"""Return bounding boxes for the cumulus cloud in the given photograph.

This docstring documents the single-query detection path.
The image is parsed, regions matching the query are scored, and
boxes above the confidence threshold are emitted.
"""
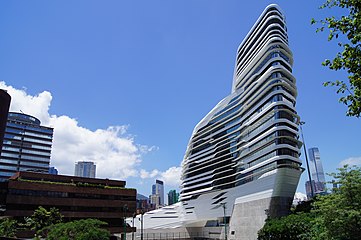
[138,145,159,154]
[0,82,52,125]
[294,192,307,200]
[339,156,361,167]
[0,81,164,180]
[293,192,307,205]
[140,166,182,188]
[140,169,160,179]
[160,166,182,187]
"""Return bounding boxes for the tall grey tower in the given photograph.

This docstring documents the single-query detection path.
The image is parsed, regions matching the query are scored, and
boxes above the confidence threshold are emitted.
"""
[306,147,326,198]
[150,179,164,208]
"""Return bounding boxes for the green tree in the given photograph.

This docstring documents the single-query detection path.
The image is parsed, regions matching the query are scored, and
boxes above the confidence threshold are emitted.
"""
[258,212,315,240]
[26,206,63,236]
[46,219,110,240]
[311,0,361,117]
[312,165,361,240]
[0,218,18,238]
[258,165,361,239]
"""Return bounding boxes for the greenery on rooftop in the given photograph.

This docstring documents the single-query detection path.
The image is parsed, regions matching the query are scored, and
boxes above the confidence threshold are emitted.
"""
[15,177,134,190]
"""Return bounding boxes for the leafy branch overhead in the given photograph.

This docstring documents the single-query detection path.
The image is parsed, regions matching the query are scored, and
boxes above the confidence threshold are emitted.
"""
[311,0,361,117]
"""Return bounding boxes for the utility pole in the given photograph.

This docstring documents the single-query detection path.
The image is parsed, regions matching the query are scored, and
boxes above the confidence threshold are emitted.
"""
[132,213,135,240]
[220,203,227,240]
[123,204,128,240]
[140,210,144,240]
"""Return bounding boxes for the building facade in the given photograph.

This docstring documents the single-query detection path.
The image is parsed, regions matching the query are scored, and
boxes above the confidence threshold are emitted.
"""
[136,194,155,213]
[150,179,164,208]
[128,4,303,240]
[48,166,58,175]
[0,112,53,182]
[74,161,96,178]
[0,171,136,236]
[0,90,11,153]
[167,189,179,205]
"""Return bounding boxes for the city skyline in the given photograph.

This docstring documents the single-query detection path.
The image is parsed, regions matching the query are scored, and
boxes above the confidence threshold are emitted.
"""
[0,0,360,196]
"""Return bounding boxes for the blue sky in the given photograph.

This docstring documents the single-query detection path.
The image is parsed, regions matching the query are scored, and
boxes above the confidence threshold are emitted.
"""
[0,0,360,198]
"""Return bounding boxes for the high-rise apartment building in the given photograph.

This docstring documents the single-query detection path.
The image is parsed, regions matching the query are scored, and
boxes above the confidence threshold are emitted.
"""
[305,147,326,198]
[129,5,302,239]
[74,161,96,178]
[0,112,53,182]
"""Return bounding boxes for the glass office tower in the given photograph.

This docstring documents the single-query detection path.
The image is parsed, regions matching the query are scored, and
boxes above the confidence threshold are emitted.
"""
[0,112,53,181]
[306,147,326,198]
[150,179,165,208]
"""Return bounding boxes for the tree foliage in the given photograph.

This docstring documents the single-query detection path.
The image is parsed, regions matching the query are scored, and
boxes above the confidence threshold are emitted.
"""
[46,219,110,240]
[258,165,361,240]
[312,165,361,240]
[0,218,18,238]
[258,213,315,240]
[311,0,361,117]
[26,206,63,236]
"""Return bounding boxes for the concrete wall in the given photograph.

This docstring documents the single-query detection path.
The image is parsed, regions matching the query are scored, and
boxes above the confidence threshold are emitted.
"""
[228,196,292,240]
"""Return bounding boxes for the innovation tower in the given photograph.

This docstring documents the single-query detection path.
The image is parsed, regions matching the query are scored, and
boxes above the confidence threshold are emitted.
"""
[130,4,303,240]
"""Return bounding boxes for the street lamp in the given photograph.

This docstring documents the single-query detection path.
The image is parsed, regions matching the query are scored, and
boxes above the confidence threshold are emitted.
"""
[220,203,227,240]
[123,204,128,240]
[299,121,314,198]
[132,213,135,240]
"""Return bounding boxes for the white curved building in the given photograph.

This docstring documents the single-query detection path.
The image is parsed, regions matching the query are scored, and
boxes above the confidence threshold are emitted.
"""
[128,4,303,240]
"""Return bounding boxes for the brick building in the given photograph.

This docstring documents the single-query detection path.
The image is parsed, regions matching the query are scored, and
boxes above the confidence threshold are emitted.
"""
[0,171,136,234]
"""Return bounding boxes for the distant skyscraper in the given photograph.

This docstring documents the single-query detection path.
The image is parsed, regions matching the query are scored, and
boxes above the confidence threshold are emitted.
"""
[49,166,58,175]
[305,147,326,198]
[0,90,11,152]
[74,161,96,178]
[149,194,160,209]
[150,179,164,208]
[0,112,53,181]
[156,179,164,206]
[152,183,156,195]
[168,189,179,205]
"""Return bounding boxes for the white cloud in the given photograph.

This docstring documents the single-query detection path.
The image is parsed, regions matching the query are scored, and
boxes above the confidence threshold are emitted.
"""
[294,192,307,200]
[140,169,160,179]
[138,145,159,154]
[339,156,361,167]
[0,82,52,125]
[293,192,307,205]
[0,81,155,180]
[139,166,182,188]
[160,166,182,187]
